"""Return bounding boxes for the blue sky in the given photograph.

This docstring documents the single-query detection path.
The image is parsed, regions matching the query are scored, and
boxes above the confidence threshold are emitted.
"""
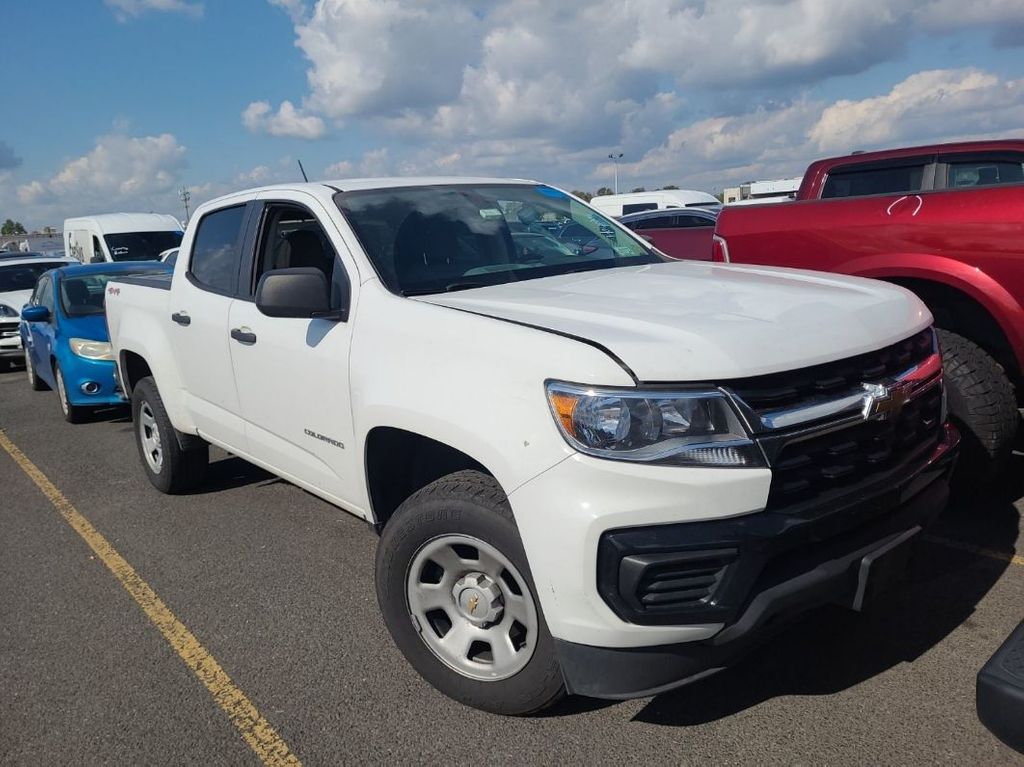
[2,0,1023,228]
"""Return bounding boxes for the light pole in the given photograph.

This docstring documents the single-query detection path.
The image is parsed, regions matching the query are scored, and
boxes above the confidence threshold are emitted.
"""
[179,187,191,224]
[608,153,623,194]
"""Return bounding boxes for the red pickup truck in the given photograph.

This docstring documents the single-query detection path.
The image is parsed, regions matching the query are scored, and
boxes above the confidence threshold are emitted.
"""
[713,140,1024,479]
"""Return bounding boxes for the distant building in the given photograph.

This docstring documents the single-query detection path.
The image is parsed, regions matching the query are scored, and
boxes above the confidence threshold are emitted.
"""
[722,176,802,204]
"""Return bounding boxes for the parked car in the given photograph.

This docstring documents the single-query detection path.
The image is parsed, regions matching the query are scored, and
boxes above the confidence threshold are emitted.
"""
[106,178,957,715]
[620,207,719,261]
[20,261,171,422]
[713,139,1024,480]
[64,213,183,264]
[589,189,721,217]
[0,255,76,366]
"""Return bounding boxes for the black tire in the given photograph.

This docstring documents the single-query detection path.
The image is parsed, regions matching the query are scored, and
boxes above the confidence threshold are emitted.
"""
[937,328,1019,484]
[54,362,86,424]
[130,376,209,493]
[25,350,48,391]
[376,470,566,715]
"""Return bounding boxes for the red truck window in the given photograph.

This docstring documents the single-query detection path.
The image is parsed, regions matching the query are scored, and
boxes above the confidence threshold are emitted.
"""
[821,158,929,199]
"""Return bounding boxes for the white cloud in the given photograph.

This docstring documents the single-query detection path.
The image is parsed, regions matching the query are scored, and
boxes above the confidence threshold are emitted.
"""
[105,0,203,21]
[15,133,187,220]
[242,100,326,139]
[627,68,1024,192]
[324,148,393,178]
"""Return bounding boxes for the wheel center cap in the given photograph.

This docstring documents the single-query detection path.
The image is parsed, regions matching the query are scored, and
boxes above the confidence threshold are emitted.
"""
[452,572,503,625]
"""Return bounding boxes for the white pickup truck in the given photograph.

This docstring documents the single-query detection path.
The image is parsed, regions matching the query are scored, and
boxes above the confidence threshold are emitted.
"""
[106,178,959,715]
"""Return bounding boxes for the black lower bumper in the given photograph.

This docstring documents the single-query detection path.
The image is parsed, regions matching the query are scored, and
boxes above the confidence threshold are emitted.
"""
[977,620,1024,754]
[557,431,957,700]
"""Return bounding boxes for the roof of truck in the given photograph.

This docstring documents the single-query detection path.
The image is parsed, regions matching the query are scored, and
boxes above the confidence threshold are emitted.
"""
[62,213,183,233]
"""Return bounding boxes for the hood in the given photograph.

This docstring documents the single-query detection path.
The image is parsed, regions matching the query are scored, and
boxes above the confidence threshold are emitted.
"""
[0,289,33,314]
[417,261,931,381]
[61,313,110,341]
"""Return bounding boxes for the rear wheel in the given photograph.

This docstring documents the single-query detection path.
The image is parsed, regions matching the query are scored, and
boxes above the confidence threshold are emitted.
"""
[25,350,47,391]
[131,376,208,493]
[54,363,86,423]
[937,328,1019,484]
[376,470,565,715]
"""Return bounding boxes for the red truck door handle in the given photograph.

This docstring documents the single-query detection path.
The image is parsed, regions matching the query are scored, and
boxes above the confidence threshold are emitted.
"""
[230,328,257,345]
[171,311,191,326]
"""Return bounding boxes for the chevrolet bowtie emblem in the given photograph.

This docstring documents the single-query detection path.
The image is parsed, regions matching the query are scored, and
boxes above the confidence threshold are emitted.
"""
[861,382,910,420]
[467,594,479,614]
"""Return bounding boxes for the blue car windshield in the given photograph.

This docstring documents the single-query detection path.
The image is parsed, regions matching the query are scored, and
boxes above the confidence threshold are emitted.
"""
[60,269,163,316]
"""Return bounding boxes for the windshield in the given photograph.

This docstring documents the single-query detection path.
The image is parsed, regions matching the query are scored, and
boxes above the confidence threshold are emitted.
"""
[335,184,660,296]
[59,267,166,316]
[104,230,183,262]
[0,262,67,292]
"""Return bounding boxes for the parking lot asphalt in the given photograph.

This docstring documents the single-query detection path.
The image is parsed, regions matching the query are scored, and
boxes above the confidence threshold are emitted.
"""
[1,362,1022,765]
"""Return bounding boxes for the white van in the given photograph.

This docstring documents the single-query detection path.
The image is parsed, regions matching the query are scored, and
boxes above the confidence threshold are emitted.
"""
[63,213,184,264]
[588,190,721,218]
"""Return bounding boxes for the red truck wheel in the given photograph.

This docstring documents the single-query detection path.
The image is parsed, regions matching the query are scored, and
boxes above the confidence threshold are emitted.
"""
[936,329,1019,485]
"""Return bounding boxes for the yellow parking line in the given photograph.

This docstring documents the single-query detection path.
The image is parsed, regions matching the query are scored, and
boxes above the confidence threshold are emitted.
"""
[924,534,1024,567]
[0,430,300,767]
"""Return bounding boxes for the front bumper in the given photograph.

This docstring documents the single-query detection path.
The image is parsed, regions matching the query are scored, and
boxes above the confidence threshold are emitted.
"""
[0,328,23,358]
[60,355,124,407]
[553,424,957,699]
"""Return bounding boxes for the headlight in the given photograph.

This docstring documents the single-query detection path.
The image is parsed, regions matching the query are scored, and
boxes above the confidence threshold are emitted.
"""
[69,338,114,360]
[546,382,765,467]
[0,303,17,318]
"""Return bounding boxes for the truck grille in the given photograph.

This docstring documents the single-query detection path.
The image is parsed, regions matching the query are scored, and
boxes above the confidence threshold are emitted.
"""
[728,329,935,413]
[766,384,943,508]
[724,328,944,513]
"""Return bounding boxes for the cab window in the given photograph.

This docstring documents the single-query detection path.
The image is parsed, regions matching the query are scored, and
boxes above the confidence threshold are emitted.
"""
[821,157,930,199]
[251,203,349,310]
[188,204,247,294]
[942,152,1024,188]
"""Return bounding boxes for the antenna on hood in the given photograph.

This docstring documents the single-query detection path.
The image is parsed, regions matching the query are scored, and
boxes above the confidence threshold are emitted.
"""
[297,159,309,182]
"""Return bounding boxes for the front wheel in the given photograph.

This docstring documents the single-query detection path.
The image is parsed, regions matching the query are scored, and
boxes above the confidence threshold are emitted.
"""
[937,328,1019,484]
[131,376,209,494]
[54,363,86,423]
[376,470,566,715]
[25,350,48,391]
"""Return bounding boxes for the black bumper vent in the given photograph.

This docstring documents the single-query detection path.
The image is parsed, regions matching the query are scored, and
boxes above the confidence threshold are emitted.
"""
[618,548,737,616]
[0,321,18,339]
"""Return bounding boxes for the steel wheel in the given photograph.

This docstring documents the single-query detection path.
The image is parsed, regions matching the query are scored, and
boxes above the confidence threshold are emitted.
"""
[138,400,163,473]
[406,533,538,681]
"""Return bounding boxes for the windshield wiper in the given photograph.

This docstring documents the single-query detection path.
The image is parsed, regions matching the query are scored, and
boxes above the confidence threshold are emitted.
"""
[402,281,488,297]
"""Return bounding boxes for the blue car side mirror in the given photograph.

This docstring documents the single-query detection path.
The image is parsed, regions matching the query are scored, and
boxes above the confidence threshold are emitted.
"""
[21,305,50,322]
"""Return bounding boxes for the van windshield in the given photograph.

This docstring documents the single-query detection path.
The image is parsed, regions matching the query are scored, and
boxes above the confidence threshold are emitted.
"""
[335,184,660,296]
[104,230,183,262]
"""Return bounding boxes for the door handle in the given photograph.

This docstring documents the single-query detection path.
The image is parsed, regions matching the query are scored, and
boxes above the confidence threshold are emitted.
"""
[171,311,191,326]
[230,328,257,345]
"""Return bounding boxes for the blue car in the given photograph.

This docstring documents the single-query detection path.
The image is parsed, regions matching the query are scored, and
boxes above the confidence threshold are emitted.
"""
[20,261,171,423]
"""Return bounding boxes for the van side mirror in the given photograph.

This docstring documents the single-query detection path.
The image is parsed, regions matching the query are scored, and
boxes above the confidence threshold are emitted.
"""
[21,305,50,322]
[256,267,347,320]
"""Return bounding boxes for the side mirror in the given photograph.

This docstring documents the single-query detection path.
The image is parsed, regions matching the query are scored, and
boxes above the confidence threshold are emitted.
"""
[256,267,346,320]
[21,305,50,322]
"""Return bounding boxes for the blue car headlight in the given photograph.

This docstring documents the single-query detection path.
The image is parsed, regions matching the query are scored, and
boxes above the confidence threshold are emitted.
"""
[69,338,114,361]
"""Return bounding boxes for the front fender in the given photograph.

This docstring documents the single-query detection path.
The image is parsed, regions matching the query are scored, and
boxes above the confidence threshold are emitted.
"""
[839,252,1024,366]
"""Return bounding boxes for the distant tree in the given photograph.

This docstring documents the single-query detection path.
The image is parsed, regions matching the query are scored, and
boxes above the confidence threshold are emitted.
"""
[630,186,646,193]
[1,219,26,235]
[661,184,679,190]
[570,190,593,202]
[595,187,614,196]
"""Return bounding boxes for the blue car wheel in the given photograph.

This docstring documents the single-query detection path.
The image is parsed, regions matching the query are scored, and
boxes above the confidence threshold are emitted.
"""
[25,349,48,391]
[54,362,87,424]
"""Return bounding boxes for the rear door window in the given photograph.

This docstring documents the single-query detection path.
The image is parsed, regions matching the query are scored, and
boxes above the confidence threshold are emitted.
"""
[821,157,931,199]
[629,213,677,230]
[188,204,248,294]
[941,151,1024,188]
